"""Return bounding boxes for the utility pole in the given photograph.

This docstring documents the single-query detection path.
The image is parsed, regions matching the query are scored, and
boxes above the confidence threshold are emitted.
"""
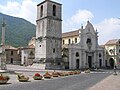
[0,18,6,70]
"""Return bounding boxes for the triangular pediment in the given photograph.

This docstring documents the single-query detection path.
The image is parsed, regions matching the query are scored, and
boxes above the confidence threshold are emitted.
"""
[84,21,96,36]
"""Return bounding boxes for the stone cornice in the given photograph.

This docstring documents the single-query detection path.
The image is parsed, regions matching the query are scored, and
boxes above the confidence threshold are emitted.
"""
[36,16,62,22]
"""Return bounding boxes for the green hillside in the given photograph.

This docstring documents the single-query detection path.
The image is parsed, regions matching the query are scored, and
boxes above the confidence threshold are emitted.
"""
[0,13,36,47]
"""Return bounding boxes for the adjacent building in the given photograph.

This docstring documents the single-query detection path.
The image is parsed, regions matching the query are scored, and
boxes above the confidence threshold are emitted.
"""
[4,45,35,66]
[20,47,35,66]
[104,39,120,69]
[0,44,21,65]
[6,49,20,65]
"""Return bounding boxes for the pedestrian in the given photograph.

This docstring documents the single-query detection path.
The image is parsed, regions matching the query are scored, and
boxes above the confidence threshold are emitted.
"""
[113,65,117,75]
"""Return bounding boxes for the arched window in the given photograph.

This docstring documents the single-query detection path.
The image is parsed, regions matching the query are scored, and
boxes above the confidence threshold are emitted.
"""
[53,48,55,53]
[11,51,13,55]
[29,51,34,55]
[76,52,79,57]
[63,40,64,45]
[53,5,56,16]
[99,53,101,57]
[86,38,91,44]
[75,38,77,43]
[40,5,43,17]
[68,39,71,44]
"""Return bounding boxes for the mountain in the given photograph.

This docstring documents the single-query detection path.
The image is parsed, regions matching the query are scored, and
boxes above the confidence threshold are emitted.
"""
[0,13,36,47]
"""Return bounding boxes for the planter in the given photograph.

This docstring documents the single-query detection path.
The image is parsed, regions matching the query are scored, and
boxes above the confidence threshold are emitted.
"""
[33,73,43,80]
[33,76,42,80]
[18,78,29,82]
[0,79,9,84]
[52,75,59,77]
[58,72,64,76]
[43,75,51,79]
[68,71,74,75]
[64,72,69,76]
[85,69,90,73]
[74,70,81,74]
[74,71,78,74]
[0,74,9,84]
[52,72,59,77]
[18,75,29,82]
[43,72,52,79]
[77,71,81,74]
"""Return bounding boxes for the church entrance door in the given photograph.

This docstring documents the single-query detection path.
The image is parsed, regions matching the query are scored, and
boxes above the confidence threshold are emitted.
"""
[76,59,79,69]
[99,59,102,68]
[88,56,92,68]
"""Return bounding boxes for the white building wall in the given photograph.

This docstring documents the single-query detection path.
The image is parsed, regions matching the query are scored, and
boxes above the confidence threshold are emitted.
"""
[21,50,28,65]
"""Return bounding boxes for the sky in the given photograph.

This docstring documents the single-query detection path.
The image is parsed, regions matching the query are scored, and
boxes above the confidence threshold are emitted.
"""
[0,0,120,45]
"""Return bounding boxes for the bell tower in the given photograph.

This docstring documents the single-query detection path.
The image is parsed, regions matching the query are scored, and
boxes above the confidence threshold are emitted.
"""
[35,0,63,69]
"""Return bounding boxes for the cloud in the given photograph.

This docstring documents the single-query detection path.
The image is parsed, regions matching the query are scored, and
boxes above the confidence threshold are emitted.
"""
[0,0,62,24]
[71,9,94,24]
[63,9,120,45]
[95,18,120,44]
[63,9,94,32]
[0,0,37,24]
[18,0,37,24]
[0,1,21,16]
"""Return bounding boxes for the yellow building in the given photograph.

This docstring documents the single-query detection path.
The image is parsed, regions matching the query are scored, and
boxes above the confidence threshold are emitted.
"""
[62,30,80,45]
[105,39,120,68]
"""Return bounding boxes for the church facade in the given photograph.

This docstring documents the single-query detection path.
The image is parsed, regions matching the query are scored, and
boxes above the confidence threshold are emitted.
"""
[62,21,104,69]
